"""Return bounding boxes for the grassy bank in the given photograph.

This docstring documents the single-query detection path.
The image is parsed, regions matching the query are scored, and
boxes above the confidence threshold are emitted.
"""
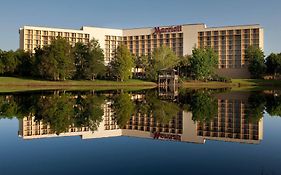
[182,81,233,88]
[182,79,281,90]
[1,77,281,93]
[0,77,157,92]
[232,79,281,87]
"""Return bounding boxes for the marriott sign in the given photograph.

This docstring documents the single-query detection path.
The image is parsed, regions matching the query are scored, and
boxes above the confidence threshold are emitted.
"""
[153,25,182,34]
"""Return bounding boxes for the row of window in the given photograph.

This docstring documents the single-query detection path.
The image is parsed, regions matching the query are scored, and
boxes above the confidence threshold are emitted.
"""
[25,29,90,38]
[122,33,183,41]
[125,126,182,134]
[199,28,260,36]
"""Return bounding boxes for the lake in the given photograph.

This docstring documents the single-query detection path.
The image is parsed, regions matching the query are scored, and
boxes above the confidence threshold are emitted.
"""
[0,88,281,175]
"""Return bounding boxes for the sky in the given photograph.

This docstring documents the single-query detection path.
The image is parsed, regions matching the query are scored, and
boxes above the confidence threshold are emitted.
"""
[0,0,280,55]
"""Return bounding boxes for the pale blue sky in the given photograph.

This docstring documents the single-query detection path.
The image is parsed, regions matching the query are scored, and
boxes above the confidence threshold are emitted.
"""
[0,0,280,55]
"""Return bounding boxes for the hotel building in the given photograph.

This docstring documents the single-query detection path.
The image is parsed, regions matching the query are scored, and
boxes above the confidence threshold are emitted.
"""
[19,23,263,78]
[18,92,263,144]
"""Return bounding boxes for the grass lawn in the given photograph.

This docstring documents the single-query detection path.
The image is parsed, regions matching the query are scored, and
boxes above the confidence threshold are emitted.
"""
[182,79,281,90]
[0,77,157,92]
[232,79,281,87]
[182,80,233,88]
[1,77,280,93]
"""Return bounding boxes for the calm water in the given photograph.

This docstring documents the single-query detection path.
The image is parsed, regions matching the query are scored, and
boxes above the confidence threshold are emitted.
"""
[0,89,281,175]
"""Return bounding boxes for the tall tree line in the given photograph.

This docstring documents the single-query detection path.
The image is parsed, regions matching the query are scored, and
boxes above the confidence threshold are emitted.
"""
[0,37,106,81]
[246,46,281,79]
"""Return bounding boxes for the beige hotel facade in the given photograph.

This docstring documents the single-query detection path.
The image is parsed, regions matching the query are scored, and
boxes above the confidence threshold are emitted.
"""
[19,23,264,78]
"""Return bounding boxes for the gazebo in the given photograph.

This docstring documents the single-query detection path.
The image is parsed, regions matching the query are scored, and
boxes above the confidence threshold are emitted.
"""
[158,68,179,100]
[158,68,179,86]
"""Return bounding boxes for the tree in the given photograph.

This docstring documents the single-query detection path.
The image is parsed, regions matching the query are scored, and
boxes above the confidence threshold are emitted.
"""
[113,93,135,128]
[177,55,191,78]
[87,39,106,80]
[74,94,104,131]
[0,96,19,119]
[149,96,180,124]
[73,42,90,79]
[265,94,281,117]
[0,50,20,75]
[265,53,281,79]
[189,47,218,80]
[111,45,134,81]
[36,94,75,135]
[35,37,74,80]
[190,91,218,122]
[0,49,4,74]
[15,49,34,77]
[133,55,149,78]
[146,46,179,81]
[245,93,266,123]
[246,46,266,78]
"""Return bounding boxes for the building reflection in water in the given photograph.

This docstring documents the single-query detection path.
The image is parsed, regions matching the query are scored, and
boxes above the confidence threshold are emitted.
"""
[18,92,263,144]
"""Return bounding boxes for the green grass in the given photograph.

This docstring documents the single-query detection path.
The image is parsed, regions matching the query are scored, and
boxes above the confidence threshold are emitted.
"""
[232,79,281,87]
[182,79,281,90]
[1,77,281,93]
[182,80,233,88]
[0,77,157,92]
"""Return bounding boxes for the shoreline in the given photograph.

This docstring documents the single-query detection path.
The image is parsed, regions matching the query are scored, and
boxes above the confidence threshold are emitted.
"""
[0,77,157,92]
[182,79,281,90]
[1,77,281,92]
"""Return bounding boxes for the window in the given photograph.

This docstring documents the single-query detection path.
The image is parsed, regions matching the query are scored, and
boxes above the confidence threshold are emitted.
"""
[252,28,259,34]
[235,30,241,35]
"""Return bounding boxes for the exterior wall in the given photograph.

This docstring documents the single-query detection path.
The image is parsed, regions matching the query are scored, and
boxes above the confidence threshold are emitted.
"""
[82,26,123,65]
[259,28,264,51]
[19,26,89,53]
[123,26,184,58]
[181,111,205,143]
[182,24,206,55]
[19,23,263,78]
[19,29,24,50]
[215,68,251,79]
[198,24,263,78]
[18,116,91,140]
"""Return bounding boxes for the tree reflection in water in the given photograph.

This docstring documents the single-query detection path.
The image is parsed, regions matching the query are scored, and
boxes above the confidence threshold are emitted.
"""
[0,89,281,135]
[113,93,135,128]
